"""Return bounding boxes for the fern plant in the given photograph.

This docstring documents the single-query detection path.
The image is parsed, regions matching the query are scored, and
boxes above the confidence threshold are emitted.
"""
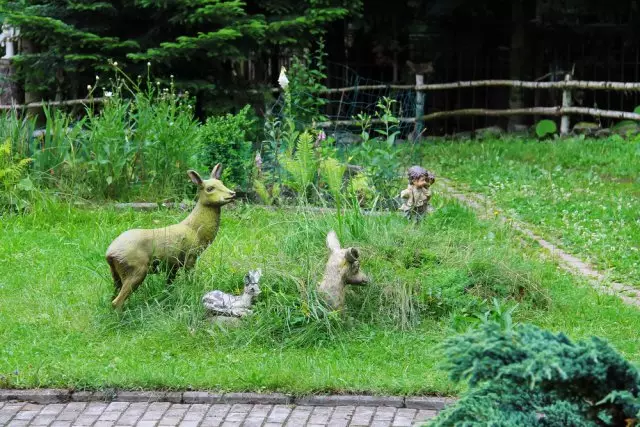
[281,131,317,202]
[320,156,346,231]
[0,139,33,211]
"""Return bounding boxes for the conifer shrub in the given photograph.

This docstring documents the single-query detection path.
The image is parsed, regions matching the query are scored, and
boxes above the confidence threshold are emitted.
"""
[430,319,640,426]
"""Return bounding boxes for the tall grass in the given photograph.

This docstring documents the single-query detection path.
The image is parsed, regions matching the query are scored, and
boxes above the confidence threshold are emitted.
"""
[2,68,202,202]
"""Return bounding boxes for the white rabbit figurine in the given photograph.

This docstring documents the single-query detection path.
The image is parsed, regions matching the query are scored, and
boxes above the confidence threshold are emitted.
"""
[202,269,262,317]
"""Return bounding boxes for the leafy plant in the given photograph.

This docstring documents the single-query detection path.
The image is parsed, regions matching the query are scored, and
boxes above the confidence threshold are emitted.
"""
[320,156,347,230]
[349,97,405,207]
[252,175,281,205]
[287,37,329,127]
[200,105,255,190]
[281,131,318,202]
[431,319,640,426]
[535,119,558,138]
[0,139,33,211]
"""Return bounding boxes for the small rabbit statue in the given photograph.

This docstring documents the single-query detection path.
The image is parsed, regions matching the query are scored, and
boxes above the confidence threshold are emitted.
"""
[202,269,262,317]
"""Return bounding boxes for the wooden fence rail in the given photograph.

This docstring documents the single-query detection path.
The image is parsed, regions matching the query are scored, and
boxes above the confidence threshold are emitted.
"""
[316,106,640,128]
[4,76,640,135]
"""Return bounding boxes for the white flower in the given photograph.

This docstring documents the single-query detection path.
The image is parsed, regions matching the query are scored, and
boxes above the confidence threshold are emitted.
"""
[104,91,113,97]
[113,61,118,67]
[278,66,289,89]
[87,85,92,90]
[95,75,99,80]
[170,74,174,79]
[147,62,151,67]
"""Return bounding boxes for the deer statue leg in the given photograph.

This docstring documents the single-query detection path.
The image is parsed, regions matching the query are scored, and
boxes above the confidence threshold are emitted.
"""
[111,265,148,310]
[107,256,123,298]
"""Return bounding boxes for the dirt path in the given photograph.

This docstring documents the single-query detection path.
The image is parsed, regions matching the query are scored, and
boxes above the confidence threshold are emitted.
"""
[438,178,640,308]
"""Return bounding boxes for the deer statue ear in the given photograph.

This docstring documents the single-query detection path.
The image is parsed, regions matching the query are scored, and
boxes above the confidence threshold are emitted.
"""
[345,248,359,263]
[326,230,341,252]
[187,170,203,186]
[211,163,222,179]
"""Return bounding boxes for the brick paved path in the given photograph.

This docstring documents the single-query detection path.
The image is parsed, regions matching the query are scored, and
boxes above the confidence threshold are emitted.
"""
[0,401,438,426]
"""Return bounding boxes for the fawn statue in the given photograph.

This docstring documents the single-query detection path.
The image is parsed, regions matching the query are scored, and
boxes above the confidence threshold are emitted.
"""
[202,269,262,317]
[318,231,368,310]
[106,164,235,310]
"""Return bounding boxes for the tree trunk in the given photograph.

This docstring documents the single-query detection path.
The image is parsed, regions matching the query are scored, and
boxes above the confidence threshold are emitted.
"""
[508,0,527,131]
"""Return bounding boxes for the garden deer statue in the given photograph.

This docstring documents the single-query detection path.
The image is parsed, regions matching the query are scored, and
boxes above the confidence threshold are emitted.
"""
[106,164,235,310]
[318,231,368,310]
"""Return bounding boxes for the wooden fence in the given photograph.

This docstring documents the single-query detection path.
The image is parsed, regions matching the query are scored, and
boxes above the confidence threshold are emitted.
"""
[4,75,640,135]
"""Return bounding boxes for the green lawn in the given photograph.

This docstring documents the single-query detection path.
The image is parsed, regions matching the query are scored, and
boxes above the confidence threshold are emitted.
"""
[421,137,640,286]
[2,198,640,395]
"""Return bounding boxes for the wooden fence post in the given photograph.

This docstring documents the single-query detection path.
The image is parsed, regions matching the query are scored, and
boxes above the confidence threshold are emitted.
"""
[414,73,425,140]
[560,73,572,135]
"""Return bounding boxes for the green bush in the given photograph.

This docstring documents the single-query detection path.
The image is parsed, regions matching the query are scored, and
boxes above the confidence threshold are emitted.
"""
[535,119,557,138]
[431,319,640,426]
[200,105,254,190]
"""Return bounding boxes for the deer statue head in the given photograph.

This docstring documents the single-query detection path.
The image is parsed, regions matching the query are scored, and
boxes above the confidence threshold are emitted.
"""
[187,164,236,207]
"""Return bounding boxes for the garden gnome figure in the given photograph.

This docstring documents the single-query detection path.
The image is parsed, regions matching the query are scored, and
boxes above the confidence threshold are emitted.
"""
[0,22,19,59]
[399,165,435,222]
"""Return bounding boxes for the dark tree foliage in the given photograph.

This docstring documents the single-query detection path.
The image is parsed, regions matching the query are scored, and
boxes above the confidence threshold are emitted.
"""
[431,321,640,426]
[0,0,358,107]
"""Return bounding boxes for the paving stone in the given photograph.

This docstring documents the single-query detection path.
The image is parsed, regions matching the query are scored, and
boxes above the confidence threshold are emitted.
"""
[206,404,232,417]
[223,392,292,405]
[97,410,123,422]
[285,405,313,426]
[350,406,376,425]
[117,391,169,403]
[93,421,116,427]
[391,408,417,427]
[83,402,110,415]
[182,403,208,421]
[298,396,403,408]
[50,421,73,427]
[372,407,397,421]
[30,414,58,425]
[219,422,241,427]
[243,417,268,427]
[370,421,391,427]
[183,392,223,404]
[41,403,67,415]
[404,397,455,411]
[327,404,355,427]
[264,423,285,427]
[7,420,30,427]
[415,410,437,421]
[0,389,70,404]
[178,421,200,427]
[106,402,131,412]
[308,406,335,424]
[73,414,100,425]
[71,391,95,402]
[265,405,292,423]
[200,416,224,426]
[136,421,159,427]
[13,409,41,420]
